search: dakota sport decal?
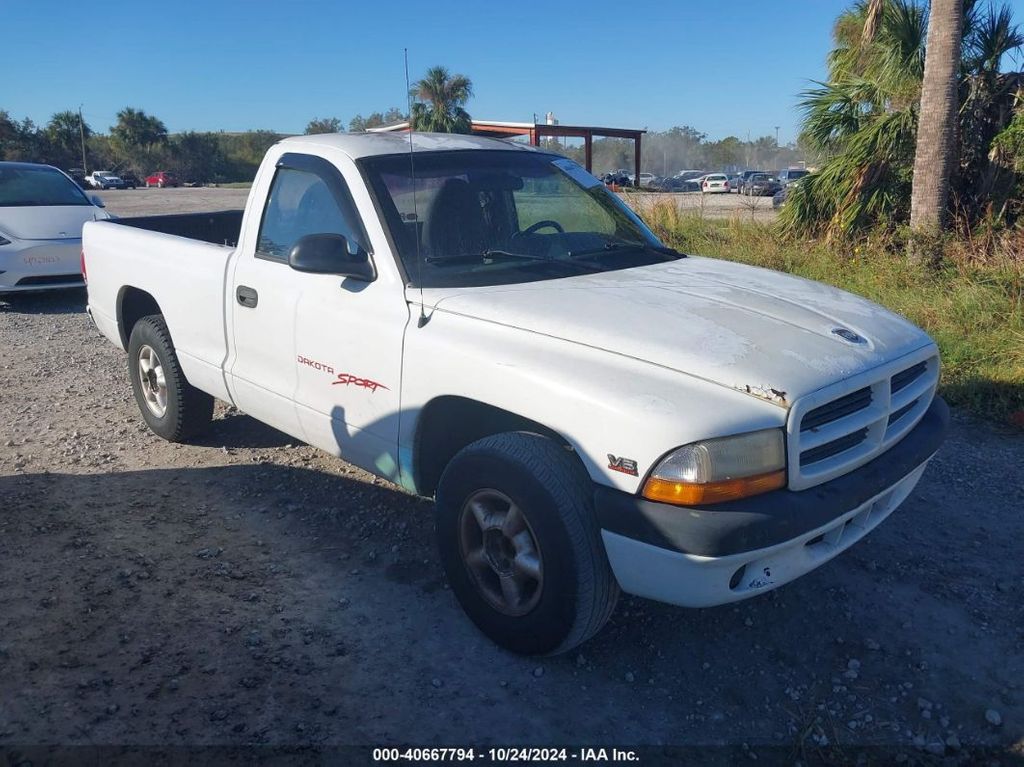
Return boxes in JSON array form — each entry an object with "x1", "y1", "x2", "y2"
[
  {"x1": 298, "y1": 355, "x2": 388, "y2": 393},
  {"x1": 332, "y1": 373, "x2": 389, "y2": 393},
  {"x1": 297, "y1": 354, "x2": 334, "y2": 374}
]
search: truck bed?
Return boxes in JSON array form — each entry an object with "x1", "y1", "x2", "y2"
[{"x1": 112, "y1": 210, "x2": 243, "y2": 248}]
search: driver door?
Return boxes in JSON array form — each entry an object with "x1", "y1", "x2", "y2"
[{"x1": 227, "y1": 152, "x2": 406, "y2": 478}]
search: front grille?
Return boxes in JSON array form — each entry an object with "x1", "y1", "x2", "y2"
[
  {"x1": 801, "y1": 387, "x2": 872, "y2": 432},
  {"x1": 891, "y1": 362, "x2": 927, "y2": 394},
  {"x1": 16, "y1": 274, "x2": 84, "y2": 286},
  {"x1": 787, "y1": 352, "x2": 939, "y2": 490},
  {"x1": 888, "y1": 399, "x2": 918, "y2": 425},
  {"x1": 800, "y1": 428, "x2": 869, "y2": 466}
]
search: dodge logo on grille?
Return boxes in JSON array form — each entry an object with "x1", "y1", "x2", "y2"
[{"x1": 831, "y1": 327, "x2": 865, "y2": 344}]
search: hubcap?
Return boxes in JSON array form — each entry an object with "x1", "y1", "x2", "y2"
[
  {"x1": 137, "y1": 344, "x2": 168, "y2": 418},
  {"x1": 458, "y1": 489, "x2": 543, "y2": 616}
]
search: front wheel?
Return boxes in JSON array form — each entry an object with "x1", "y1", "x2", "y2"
[
  {"x1": 127, "y1": 314, "x2": 213, "y2": 442},
  {"x1": 435, "y1": 432, "x2": 619, "y2": 655}
]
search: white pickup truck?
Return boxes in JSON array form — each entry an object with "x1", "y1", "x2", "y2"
[{"x1": 84, "y1": 133, "x2": 948, "y2": 655}]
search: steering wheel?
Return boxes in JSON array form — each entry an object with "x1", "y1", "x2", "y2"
[{"x1": 519, "y1": 220, "x2": 565, "y2": 236}]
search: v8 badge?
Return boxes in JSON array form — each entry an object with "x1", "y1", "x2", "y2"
[{"x1": 607, "y1": 454, "x2": 639, "y2": 476}]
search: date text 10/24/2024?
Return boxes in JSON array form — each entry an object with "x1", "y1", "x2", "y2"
[{"x1": 372, "y1": 747, "x2": 640, "y2": 763}]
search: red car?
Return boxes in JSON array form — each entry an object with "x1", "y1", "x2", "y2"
[{"x1": 145, "y1": 171, "x2": 180, "y2": 188}]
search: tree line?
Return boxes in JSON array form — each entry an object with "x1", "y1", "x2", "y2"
[{"x1": 0, "y1": 107, "x2": 284, "y2": 184}]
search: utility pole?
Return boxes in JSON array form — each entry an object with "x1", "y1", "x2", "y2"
[
  {"x1": 78, "y1": 105, "x2": 88, "y2": 173},
  {"x1": 774, "y1": 126, "x2": 780, "y2": 146}
]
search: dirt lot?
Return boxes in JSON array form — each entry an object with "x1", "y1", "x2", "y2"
[
  {"x1": 0, "y1": 191, "x2": 1020, "y2": 761},
  {"x1": 95, "y1": 187, "x2": 250, "y2": 216},
  {"x1": 626, "y1": 190, "x2": 778, "y2": 221},
  {"x1": 93, "y1": 186, "x2": 777, "y2": 221}
]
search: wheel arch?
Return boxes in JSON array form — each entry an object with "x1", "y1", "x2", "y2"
[
  {"x1": 412, "y1": 396, "x2": 580, "y2": 497},
  {"x1": 116, "y1": 286, "x2": 162, "y2": 349}
]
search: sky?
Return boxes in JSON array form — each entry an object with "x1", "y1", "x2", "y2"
[{"x1": 2, "y1": 0, "x2": 1018, "y2": 143}]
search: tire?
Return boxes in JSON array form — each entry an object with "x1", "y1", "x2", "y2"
[
  {"x1": 435, "y1": 432, "x2": 619, "y2": 655},
  {"x1": 158, "y1": 182, "x2": 164, "y2": 188},
  {"x1": 127, "y1": 314, "x2": 213, "y2": 442}
]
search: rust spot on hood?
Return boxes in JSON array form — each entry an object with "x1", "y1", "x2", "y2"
[{"x1": 743, "y1": 384, "x2": 789, "y2": 406}]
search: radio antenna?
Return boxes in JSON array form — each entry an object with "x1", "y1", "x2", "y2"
[{"x1": 404, "y1": 48, "x2": 428, "y2": 328}]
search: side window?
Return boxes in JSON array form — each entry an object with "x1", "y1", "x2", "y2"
[{"x1": 257, "y1": 167, "x2": 362, "y2": 260}]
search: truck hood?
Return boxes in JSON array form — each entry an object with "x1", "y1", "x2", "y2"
[
  {"x1": 425, "y1": 257, "x2": 933, "y2": 406},
  {"x1": 0, "y1": 205, "x2": 107, "y2": 241}
]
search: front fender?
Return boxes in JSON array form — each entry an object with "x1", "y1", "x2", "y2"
[{"x1": 400, "y1": 309, "x2": 787, "y2": 493}]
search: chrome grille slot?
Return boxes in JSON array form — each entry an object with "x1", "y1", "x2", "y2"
[
  {"x1": 800, "y1": 428, "x2": 869, "y2": 467},
  {"x1": 801, "y1": 387, "x2": 872, "y2": 432}
]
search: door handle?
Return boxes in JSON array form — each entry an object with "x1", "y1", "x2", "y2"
[{"x1": 236, "y1": 285, "x2": 258, "y2": 308}]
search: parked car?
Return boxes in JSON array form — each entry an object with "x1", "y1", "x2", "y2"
[
  {"x1": 648, "y1": 176, "x2": 687, "y2": 192},
  {"x1": 673, "y1": 170, "x2": 707, "y2": 192},
  {"x1": 773, "y1": 177, "x2": 807, "y2": 209},
  {"x1": 83, "y1": 133, "x2": 947, "y2": 655},
  {"x1": 742, "y1": 173, "x2": 781, "y2": 196},
  {"x1": 145, "y1": 171, "x2": 180, "y2": 188},
  {"x1": 700, "y1": 173, "x2": 730, "y2": 194},
  {"x1": 119, "y1": 171, "x2": 141, "y2": 189},
  {"x1": 600, "y1": 170, "x2": 631, "y2": 189},
  {"x1": 734, "y1": 170, "x2": 767, "y2": 194},
  {"x1": 0, "y1": 162, "x2": 111, "y2": 293},
  {"x1": 66, "y1": 168, "x2": 88, "y2": 189},
  {"x1": 628, "y1": 172, "x2": 658, "y2": 188},
  {"x1": 86, "y1": 171, "x2": 126, "y2": 190},
  {"x1": 777, "y1": 168, "x2": 810, "y2": 187}
]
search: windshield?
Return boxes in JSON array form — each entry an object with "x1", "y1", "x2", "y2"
[
  {"x1": 361, "y1": 150, "x2": 677, "y2": 288},
  {"x1": 0, "y1": 165, "x2": 91, "y2": 207}
]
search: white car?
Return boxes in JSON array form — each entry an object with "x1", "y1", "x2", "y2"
[
  {"x1": 83, "y1": 133, "x2": 948, "y2": 655},
  {"x1": 627, "y1": 172, "x2": 658, "y2": 187},
  {"x1": 701, "y1": 173, "x2": 730, "y2": 193},
  {"x1": 0, "y1": 162, "x2": 111, "y2": 294},
  {"x1": 87, "y1": 171, "x2": 126, "y2": 190}
]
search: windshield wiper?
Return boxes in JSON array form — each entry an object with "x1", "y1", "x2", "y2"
[
  {"x1": 567, "y1": 241, "x2": 685, "y2": 259},
  {"x1": 424, "y1": 249, "x2": 554, "y2": 265}
]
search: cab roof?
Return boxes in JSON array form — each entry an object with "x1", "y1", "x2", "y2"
[{"x1": 277, "y1": 131, "x2": 538, "y2": 161}]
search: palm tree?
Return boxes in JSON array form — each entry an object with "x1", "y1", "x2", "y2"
[
  {"x1": 410, "y1": 66, "x2": 473, "y2": 134},
  {"x1": 780, "y1": 0, "x2": 1022, "y2": 242},
  {"x1": 909, "y1": 0, "x2": 964, "y2": 251}
]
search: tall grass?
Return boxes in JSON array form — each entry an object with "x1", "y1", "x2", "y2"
[{"x1": 642, "y1": 201, "x2": 1024, "y2": 425}]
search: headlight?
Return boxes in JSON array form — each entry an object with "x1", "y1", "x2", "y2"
[
  {"x1": 0, "y1": 235, "x2": 11, "y2": 246},
  {"x1": 642, "y1": 429, "x2": 786, "y2": 505}
]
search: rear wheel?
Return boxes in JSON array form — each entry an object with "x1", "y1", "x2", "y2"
[
  {"x1": 127, "y1": 314, "x2": 213, "y2": 442},
  {"x1": 435, "y1": 432, "x2": 619, "y2": 655}
]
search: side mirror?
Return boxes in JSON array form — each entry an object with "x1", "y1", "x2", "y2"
[
  {"x1": 90, "y1": 195, "x2": 105, "y2": 208},
  {"x1": 288, "y1": 233, "x2": 375, "y2": 282}
]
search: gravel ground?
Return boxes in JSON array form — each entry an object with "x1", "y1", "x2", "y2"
[
  {"x1": 96, "y1": 187, "x2": 249, "y2": 216},
  {"x1": 0, "y1": 193, "x2": 1020, "y2": 761}
]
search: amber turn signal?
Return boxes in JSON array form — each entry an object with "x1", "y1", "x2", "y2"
[{"x1": 642, "y1": 469, "x2": 787, "y2": 506}]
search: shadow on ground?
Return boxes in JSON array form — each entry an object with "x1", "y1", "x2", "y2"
[{"x1": 0, "y1": 288, "x2": 86, "y2": 316}]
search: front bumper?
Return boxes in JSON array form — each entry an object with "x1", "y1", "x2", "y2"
[
  {"x1": 0, "y1": 239, "x2": 84, "y2": 293},
  {"x1": 595, "y1": 396, "x2": 949, "y2": 608}
]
